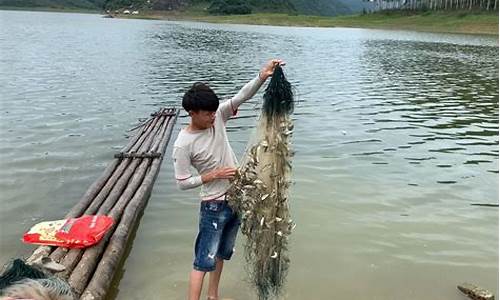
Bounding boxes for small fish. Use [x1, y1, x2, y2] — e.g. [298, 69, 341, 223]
[271, 251, 278, 259]
[275, 217, 283, 222]
[261, 194, 269, 201]
[277, 231, 283, 237]
[260, 217, 265, 226]
[261, 164, 272, 172]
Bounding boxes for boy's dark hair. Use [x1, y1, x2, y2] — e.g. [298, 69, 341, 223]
[182, 82, 219, 112]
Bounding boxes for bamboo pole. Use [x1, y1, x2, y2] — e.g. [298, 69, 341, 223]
[54, 158, 139, 279]
[85, 116, 162, 215]
[55, 113, 167, 279]
[80, 109, 177, 300]
[67, 159, 149, 294]
[25, 107, 177, 299]
[28, 161, 125, 264]
[69, 123, 169, 293]
[26, 114, 159, 265]
[128, 115, 162, 153]
[49, 159, 133, 264]
[69, 116, 155, 218]
[48, 116, 162, 264]
[67, 110, 173, 295]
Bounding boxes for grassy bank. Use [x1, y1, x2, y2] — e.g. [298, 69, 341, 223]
[1, 5, 497, 35]
[130, 9, 499, 35]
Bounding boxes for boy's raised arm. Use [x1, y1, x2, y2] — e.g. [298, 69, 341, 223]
[220, 59, 285, 121]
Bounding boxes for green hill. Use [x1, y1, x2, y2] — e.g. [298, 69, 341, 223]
[0, 0, 373, 15]
[289, 0, 351, 16]
[0, 0, 104, 9]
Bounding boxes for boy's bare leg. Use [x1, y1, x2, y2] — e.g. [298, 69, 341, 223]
[189, 269, 206, 300]
[207, 258, 224, 300]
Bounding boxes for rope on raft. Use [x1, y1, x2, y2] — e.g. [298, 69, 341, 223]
[227, 65, 295, 300]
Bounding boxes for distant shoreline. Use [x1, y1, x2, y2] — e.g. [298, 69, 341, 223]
[0, 6, 100, 14]
[1, 7, 498, 36]
[129, 10, 499, 36]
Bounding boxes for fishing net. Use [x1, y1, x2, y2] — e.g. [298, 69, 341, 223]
[227, 65, 295, 300]
[0, 259, 74, 299]
[0, 259, 47, 290]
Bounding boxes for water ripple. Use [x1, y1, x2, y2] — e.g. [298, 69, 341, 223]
[0, 11, 498, 300]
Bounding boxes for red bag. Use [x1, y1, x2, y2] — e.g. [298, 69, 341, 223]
[23, 215, 114, 248]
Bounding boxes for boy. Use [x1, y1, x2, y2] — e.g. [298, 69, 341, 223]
[172, 59, 284, 300]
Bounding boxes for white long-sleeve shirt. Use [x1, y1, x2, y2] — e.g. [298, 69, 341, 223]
[172, 74, 264, 201]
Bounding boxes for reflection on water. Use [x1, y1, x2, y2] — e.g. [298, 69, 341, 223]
[355, 39, 499, 172]
[0, 10, 498, 300]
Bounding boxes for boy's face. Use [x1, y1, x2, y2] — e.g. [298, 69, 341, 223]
[190, 110, 216, 129]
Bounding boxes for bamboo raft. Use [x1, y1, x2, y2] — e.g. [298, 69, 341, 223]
[25, 107, 178, 300]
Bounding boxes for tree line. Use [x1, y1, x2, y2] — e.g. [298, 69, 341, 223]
[208, 0, 252, 14]
[366, 0, 498, 11]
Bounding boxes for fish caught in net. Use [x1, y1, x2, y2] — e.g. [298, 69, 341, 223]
[227, 65, 295, 300]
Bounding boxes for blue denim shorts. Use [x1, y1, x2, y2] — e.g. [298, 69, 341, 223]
[193, 200, 241, 272]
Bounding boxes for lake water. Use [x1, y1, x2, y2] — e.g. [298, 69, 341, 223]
[0, 10, 498, 300]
